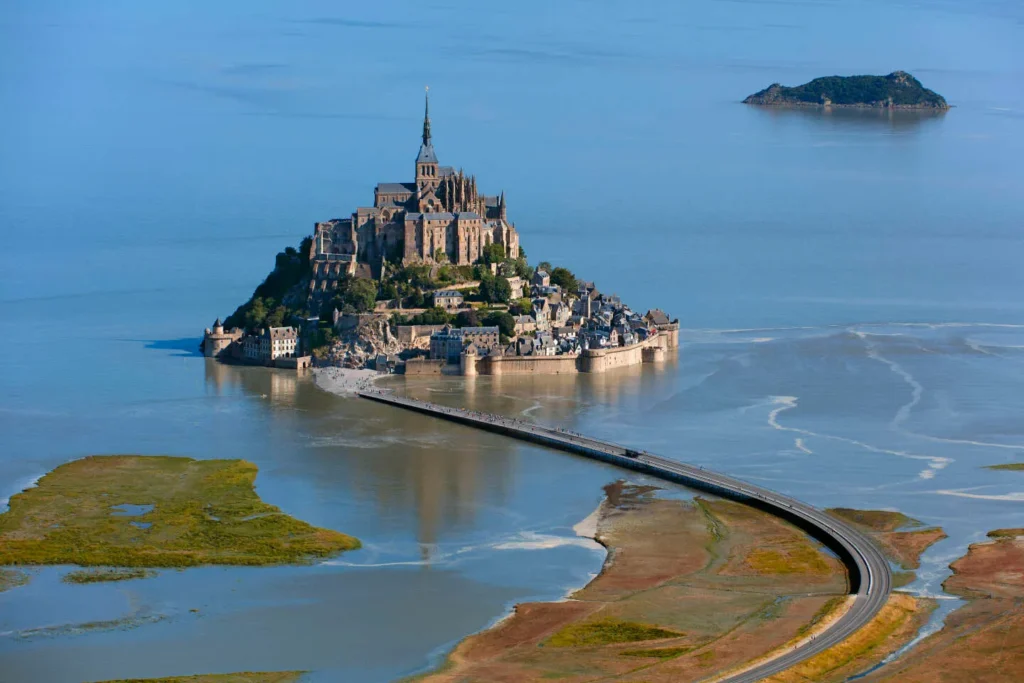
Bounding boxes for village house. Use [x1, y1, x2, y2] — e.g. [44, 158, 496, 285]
[265, 327, 300, 360]
[429, 325, 501, 362]
[462, 326, 500, 350]
[432, 289, 464, 310]
[531, 269, 550, 288]
[429, 325, 465, 362]
[514, 315, 536, 335]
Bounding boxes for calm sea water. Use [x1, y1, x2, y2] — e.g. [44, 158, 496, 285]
[2, 0, 1024, 681]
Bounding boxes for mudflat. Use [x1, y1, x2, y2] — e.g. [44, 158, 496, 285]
[0, 455, 359, 568]
[414, 483, 850, 683]
[859, 529, 1024, 682]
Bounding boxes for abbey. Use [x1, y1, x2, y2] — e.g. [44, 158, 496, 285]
[308, 92, 520, 290]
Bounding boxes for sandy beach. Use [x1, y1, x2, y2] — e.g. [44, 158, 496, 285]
[313, 366, 383, 396]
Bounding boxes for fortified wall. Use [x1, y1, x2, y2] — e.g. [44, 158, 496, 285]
[410, 324, 680, 377]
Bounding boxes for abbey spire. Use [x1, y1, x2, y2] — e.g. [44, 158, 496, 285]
[416, 86, 439, 194]
[422, 86, 431, 146]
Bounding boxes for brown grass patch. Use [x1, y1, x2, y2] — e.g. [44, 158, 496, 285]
[764, 593, 933, 683]
[746, 541, 831, 576]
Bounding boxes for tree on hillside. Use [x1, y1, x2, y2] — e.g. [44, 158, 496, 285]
[482, 311, 515, 338]
[266, 305, 288, 328]
[480, 243, 506, 265]
[455, 309, 480, 327]
[343, 278, 378, 313]
[409, 307, 453, 325]
[549, 267, 578, 294]
[537, 261, 553, 273]
[509, 297, 534, 316]
[405, 288, 425, 308]
[245, 297, 270, 330]
[378, 281, 399, 301]
[478, 274, 512, 304]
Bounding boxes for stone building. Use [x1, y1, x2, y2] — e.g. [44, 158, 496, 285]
[462, 326, 500, 351]
[264, 326, 300, 360]
[240, 326, 302, 363]
[308, 90, 520, 313]
[432, 289, 464, 310]
[429, 325, 465, 362]
[202, 319, 242, 358]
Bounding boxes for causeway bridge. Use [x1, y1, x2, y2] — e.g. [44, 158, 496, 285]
[358, 390, 892, 683]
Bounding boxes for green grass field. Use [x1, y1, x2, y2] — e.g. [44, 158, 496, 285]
[0, 455, 359, 568]
[545, 618, 682, 648]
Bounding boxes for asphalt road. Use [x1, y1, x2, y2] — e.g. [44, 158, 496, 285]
[358, 390, 892, 682]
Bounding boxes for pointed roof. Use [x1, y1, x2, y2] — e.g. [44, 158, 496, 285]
[416, 87, 438, 164]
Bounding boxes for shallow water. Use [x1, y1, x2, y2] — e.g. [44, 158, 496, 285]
[2, 0, 1024, 680]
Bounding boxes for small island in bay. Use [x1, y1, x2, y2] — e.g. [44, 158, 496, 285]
[0, 455, 359, 570]
[743, 71, 949, 109]
[985, 462, 1024, 471]
[202, 90, 678, 381]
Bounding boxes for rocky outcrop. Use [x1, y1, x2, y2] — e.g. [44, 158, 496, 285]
[315, 314, 406, 368]
[744, 71, 950, 109]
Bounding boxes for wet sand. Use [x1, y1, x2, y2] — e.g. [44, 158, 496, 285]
[313, 367, 382, 396]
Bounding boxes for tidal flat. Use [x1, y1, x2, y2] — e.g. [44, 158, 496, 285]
[412, 492, 956, 683]
[762, 509, 949, 682]
[414, 483, 852, 682]
[0, 455, 359, 568]
[0, 568, 30, 592]
[851, 527, 1024, 683]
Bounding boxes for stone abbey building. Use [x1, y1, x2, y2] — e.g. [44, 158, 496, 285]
[308, 91, 520, 308]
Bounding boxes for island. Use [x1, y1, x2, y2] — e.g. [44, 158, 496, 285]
[202, 90, 678, 378]
[743, 71, 949, 109]
[0, 455, 359, 570]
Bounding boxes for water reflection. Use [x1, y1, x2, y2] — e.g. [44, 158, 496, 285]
[749, 105, 948, 132]
[203, 360, 516, 553]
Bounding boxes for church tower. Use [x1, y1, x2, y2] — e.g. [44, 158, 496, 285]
[416, 88, 440, 212]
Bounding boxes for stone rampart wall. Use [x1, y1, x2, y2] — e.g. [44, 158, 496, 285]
[404, 358, 461, 376]
[479, 354, 580, 376]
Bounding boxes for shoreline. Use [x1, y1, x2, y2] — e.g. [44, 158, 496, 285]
[412, 486, 857, 682]
[744, 101, 950, 111]
[313, 366, 385, 396]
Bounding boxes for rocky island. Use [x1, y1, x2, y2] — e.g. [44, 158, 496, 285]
[743, 71, 949, 109]
[202, 90, 678, 379]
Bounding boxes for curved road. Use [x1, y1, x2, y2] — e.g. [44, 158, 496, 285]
[358, 390, 892, 682]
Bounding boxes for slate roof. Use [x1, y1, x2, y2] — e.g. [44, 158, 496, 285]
[416, 143, 438, 164]
[376, 182, 416, 194]
[268, 327, 298, 341]
[646, 309, 671, 326]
